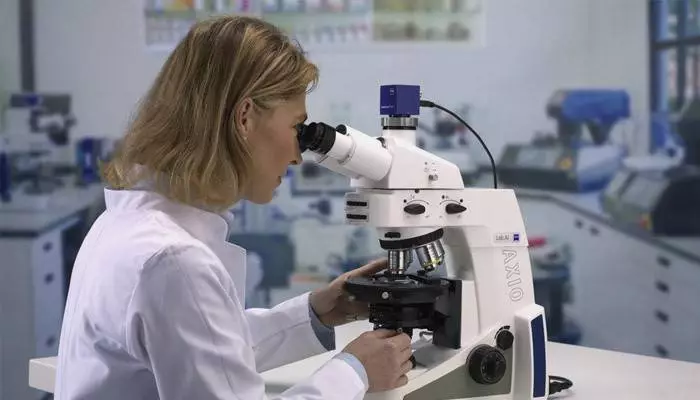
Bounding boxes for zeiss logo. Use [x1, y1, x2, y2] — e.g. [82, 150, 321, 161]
[494, 232, 521, 243]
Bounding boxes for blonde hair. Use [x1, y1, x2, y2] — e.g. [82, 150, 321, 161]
[101, 15, 318, 211]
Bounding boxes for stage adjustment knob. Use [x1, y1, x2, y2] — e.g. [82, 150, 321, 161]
[403, 203, 426, 215]
[445, 203, 467, 214]
[468, 345, 507, 385]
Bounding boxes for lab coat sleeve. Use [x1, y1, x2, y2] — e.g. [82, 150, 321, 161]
[309, 302, 336, 351]
[244, 292, 333, 372]
[125, 245, 367, 400]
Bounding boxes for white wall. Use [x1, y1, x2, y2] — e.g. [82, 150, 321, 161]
[0, 0, 20, 102]
[306, 0, 591, 158]
[33, 0, 648, 158]
[35, 0, 165, 138]
[587, 0, 650, 156]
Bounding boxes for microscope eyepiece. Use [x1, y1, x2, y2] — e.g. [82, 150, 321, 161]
[297, 121, 392, 181]
[296, 122, 337, 154]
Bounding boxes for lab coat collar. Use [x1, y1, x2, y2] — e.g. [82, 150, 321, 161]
[103, 188, 234, 249]
[104, 188, 248, 302]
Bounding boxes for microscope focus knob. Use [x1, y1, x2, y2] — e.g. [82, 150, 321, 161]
[403, 203, 426, 215]
[467, 345, 507, 385]
[496, 328, 514, 351]
[445, 203, 467, 214]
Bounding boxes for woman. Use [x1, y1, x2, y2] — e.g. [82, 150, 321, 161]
[55, 15, 412, 400]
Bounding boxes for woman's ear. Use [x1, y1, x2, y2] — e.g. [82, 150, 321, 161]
[236, 98, 255, 138]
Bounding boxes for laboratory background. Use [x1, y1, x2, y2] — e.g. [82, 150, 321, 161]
[1, 0, 699, 399]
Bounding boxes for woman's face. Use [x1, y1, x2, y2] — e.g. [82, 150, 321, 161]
[239, 95, 307, 204]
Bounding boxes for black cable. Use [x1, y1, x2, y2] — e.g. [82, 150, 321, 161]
[548, 375, 574, 396]
[419, 100, 498, 189]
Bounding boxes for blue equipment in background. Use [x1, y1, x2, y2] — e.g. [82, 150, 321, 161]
[528, 235, 581, 345]
[0, 140, 10, 203]
[601, 99, 700, 237]
[76, 138, 100, 185]
[498, 89, 630, 192]
[548, 89, 630, 147]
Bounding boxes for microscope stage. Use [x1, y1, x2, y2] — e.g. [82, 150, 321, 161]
[344, 274, 457, 336]
[344, 274, 447, 305]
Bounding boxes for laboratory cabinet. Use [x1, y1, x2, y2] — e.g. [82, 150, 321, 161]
[0, 218, 77, 400]
[649, 254, 700, 362]
[559, 209, 660, 357]
[572, 218, 700, 363]
[519, 195, 700, 363]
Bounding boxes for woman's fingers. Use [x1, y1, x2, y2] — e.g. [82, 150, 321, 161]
[346, 258, 388, 278]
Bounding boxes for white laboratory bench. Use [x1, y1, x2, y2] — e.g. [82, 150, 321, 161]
[28, 321, 700, 399]
[0, 183, 104, 400]
[505, 185, 700, 364]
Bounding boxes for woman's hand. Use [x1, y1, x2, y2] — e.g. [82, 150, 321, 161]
[309, 258, 388, 327]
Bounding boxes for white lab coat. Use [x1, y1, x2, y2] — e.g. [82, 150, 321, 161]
[55, 188, 367, 400]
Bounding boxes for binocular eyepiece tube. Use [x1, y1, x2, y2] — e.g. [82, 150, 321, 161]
[296, 122, 392, 182]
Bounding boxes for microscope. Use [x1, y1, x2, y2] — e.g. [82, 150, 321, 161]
[0, 93, 76, 202]
[297, 85, 557, 399]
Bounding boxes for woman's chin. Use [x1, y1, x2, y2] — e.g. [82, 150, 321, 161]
[243, 184, 276, 205]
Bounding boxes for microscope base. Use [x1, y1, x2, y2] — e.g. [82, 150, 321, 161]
[366, 304, 548, 400]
